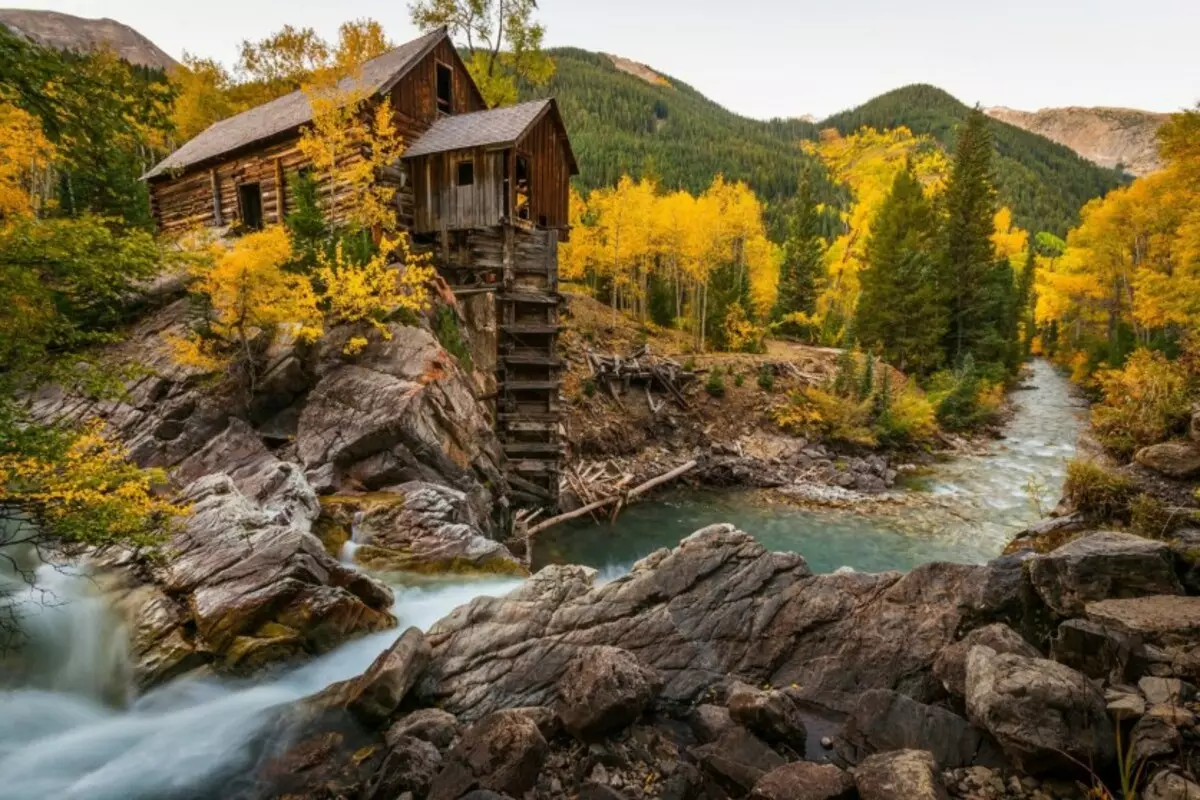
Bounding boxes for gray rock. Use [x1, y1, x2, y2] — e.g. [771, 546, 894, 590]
[1051, 618, 1142, 683]
[387, 708, 459, 750]
[1104, 687, 1146, 718]
[427, 709, 548, 800]
[965, 645, 1114, 774]
[420, 526, 1029, 720]
[750, 761, 855, 800]
[1130, 714, 1183, 763]
[839, 689, 1004, 770]
[331, 482, 522, 575]
[727, 683, 807, 753]
[853, 750, 947, 800]
[557, 646, 660, 741]
[1144, 770, 1200, 800]
[691, 727, 785, 794]
[1135, 441, 1200, 479]
[310, 627, 430, 724]
[689, 704, 736, 744]
[363, 735, 441, 800]
[933, 623, 1039, 699]
[1086, 595, 1200, 648]
[1028, 532, 1182, 617]
[1139, 676, 1194, 706]
[1169, 529, 1200, 594]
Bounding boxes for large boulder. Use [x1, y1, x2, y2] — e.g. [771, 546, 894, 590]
[427, 709, 548, 800]
[1050, 618, 1142, 682]
[419, 526, 1030, 720]
[750, 762, 855, 800]
[853, 750, 947, 800]
[330, 482, 523, 576]
[309, 627, 430, 724]
[1144, 770, 1200, 800]
[557, 646, 660, 741]
[838, 689, 1003, 770]
[1086, 596, 1200, 648]
[363, 735, 442, 800]
[387, 708, 459, 750]
[727, 683, 808, 753]
[1028, 532, 1182, 616]
[691, 727, 786, 794]
[964, 645, 1114, 774]
[933, 623, 1040, 699]
[1135, 441, 1200, 479]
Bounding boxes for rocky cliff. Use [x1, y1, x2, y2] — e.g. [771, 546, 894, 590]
[0, 9, 178, 70]
[984, 106, 1170, 177]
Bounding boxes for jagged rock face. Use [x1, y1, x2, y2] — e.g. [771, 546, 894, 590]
[984, 105, 1169, 176]
[31, 299, 507, 530]
[104, 473, 397, 683]
[418, 525, 1029, 720]
[332, 482, 523, 576]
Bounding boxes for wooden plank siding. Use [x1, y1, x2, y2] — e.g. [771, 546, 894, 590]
[410, 147, 506, 234]
[513, 111, 572, 234]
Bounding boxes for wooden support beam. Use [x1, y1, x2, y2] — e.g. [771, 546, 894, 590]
[210, 169, 223, 226]
[274, 157, 285, 222]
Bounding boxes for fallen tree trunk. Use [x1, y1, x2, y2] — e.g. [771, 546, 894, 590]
[526, 459, 698, 537]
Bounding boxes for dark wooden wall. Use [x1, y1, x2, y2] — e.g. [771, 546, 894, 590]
[410, 147, 506, 234]
[514, 111, 572, 233]
[387, 37, 485, 140]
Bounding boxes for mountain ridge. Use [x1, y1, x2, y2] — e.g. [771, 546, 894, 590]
[983, 105, 1169, 176]
[0, 8, 177, 71]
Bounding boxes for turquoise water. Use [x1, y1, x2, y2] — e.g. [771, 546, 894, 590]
[534, 359, 1086, 575]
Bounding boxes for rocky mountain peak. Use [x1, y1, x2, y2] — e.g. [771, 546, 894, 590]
[984, 104, 1170, 176]
[0, 8, 178, 71]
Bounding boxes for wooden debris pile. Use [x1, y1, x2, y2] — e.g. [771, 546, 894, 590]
[584, 344, 697, 410]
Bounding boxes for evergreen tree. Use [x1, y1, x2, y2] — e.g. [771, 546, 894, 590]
[939, 108, 1010, 369]
[772, 176, 824, 320]
[855, 162, 945, 375]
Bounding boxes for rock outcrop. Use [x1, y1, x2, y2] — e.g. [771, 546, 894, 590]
[984, 105, 1169, 176]
[1028, 531, 1182, 616]
[0, 9, 178, 70]
[1136, 441, 1200, 480]
[418, 525, 1029, 720]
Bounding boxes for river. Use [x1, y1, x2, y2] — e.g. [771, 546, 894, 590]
[0, 359, 1084, 799]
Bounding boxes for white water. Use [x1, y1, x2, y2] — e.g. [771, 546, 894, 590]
[0, 560, 522, 800]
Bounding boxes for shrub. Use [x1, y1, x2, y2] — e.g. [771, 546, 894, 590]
[1129, 493, 1188, 539]
[582, 378, 596, 398]
[733, 372, 745, 388]
[720, 302, 766, 353]
[434, 305, 473, 372]
[874, 378, 938, 447]
[1063, 460, 1137, 522]
[773, 386, 876, 447]
[926, 361, 1004, 432]
[705, 367, 726, 398]
[757, 365, 775, 392]
[1090, 348, 1194, 459]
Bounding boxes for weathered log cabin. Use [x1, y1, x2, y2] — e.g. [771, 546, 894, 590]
[143, 27, 578, 507]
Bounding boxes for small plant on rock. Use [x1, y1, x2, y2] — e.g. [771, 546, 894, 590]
[705, 367, 726, 398]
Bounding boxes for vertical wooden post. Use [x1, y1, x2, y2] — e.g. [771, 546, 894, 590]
[210, 169, 223, 227]
[274, 158, 285, 222]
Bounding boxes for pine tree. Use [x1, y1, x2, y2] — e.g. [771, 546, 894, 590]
[940, 107, 1006, 369]
[855, 162, 946, 375]
[772, 176, 823, 319]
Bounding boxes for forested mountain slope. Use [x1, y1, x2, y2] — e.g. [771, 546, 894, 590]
[519, 48, 821, 206]
[821, 84, 1130, 235]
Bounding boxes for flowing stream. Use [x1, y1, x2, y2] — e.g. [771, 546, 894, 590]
[0, 359, 1084, 799]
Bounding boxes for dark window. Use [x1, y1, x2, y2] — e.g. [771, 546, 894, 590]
[456, 160, 474, 186]
[237, 183, 263, 230]
[436, 62, 453, 114]
[515, 154, 531, 220]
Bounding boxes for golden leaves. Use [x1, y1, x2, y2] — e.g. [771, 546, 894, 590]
[0, 98, 57, 218]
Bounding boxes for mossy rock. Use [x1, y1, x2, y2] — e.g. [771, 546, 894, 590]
[223, 633, 306, 675]
[352, 544, 528, 578]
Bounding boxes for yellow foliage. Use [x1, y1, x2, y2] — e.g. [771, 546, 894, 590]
[169, 55, 244, 143]
[0, 420, 184, 550]
[343, 336, 369, 356]
[317, 234, 434, 334]
[807, 127, 950, 337]
[0, 98, 56, 218]
[990, 207, 1029, 265]
[721, 302, 765, 353]
[1090, 347, 1195, 458]
[772, 387, 877, 447]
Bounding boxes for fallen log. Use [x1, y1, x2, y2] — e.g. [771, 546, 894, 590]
[526, 459, 698, 537]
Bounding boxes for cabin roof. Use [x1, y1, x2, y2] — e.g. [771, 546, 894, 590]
[404, 99, 580, 174]
[143, 28, 447, 180]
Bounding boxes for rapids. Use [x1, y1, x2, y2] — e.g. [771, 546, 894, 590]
[0, 359, 1084, 798]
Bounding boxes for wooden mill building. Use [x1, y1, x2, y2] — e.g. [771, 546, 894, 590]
[143, 27, 577, 507]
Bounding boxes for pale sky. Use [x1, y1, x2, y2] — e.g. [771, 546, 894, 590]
[11, 0, 1200, 119]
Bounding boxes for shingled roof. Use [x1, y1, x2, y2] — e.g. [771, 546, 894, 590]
[404, 99, 579, 173]
[143, 28, 447, 180]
